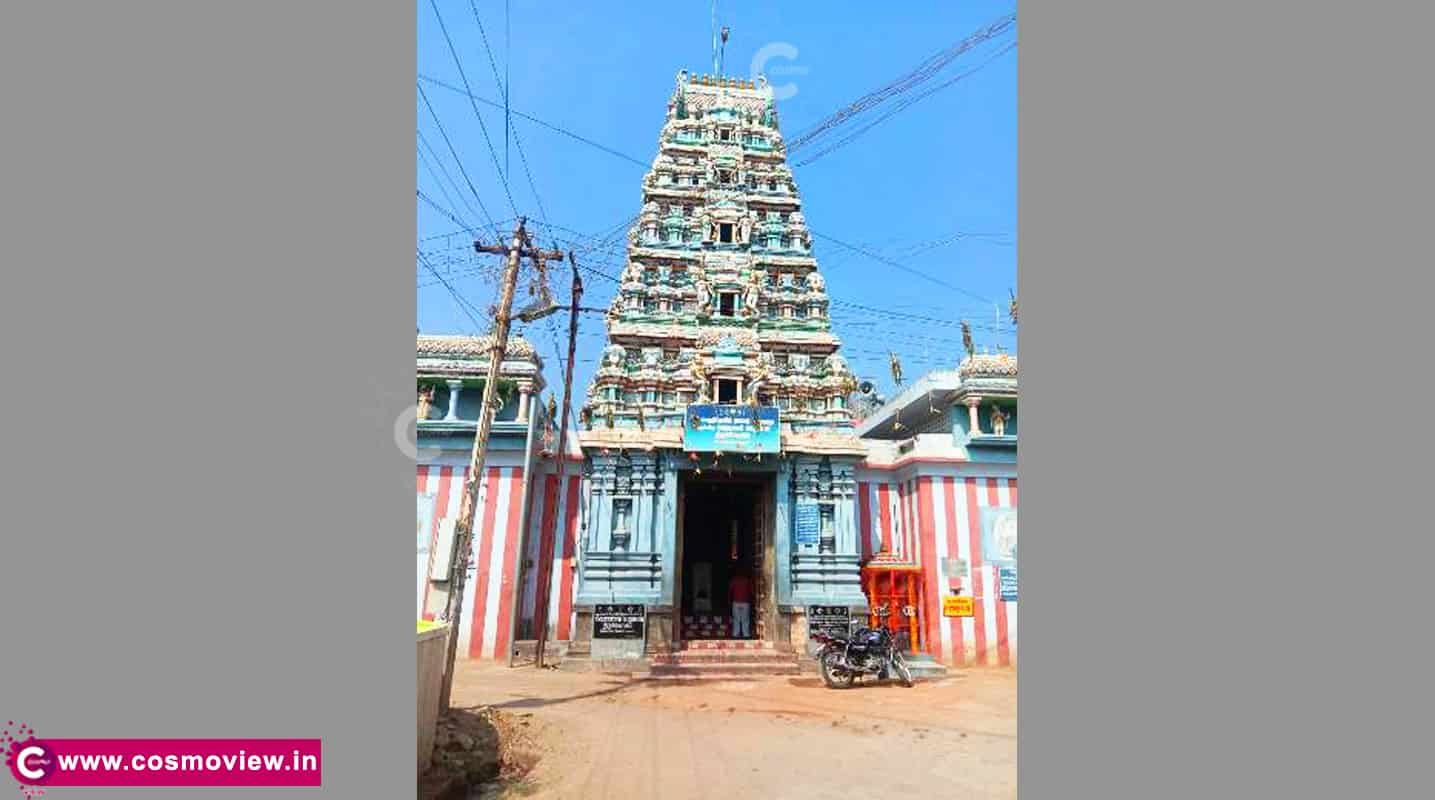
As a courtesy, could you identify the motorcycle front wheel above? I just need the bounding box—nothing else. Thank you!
[819,651,856,689]
[891,650,914,688]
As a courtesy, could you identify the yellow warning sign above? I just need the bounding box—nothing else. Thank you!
[942,595,975,617]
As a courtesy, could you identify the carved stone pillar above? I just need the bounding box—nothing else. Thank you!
[964,395,983,435]
[444,380,464,421]
[517,382,532,422]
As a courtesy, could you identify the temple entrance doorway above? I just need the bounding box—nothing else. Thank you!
[675,472,773,643]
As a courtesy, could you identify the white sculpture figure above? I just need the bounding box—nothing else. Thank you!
[992,511,1017,561]
[738,214,752,244]
[690,357,710,401]
[742,270,762,316]
[693,274,713,314]
[699,209,712,242]
[621,259,643,285]
[602,343,626,368]
[806,271,825,293]
[990,404,1008,437]
[747,358,771,404]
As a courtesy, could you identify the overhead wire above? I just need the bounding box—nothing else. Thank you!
[417,129,490,232]
[788,12,1016,153]
[418,250,489,332]
[418,82,500,235]
[796,41,1017,167]
[427,0,519,217]
[468,0,549,223]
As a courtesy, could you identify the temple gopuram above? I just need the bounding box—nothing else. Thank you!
[564,70,870,660]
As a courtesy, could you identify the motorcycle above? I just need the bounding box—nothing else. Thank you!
[811,608,914,689]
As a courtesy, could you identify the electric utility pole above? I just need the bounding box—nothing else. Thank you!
[438,216,562,711]
[533,252,582,669]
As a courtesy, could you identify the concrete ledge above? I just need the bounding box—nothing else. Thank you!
[417,623,451,772]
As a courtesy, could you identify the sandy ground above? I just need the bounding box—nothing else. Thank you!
[450,663,1016,800]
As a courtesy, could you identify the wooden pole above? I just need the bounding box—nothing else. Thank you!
[437,217,563,710]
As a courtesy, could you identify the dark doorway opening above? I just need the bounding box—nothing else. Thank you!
[679,475,768,640]
[716,377,739,404]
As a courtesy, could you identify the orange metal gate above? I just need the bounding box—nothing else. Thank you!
[861,564,923,653]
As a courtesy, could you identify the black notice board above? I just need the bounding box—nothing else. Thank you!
[592,604,645,639]
[807,605,852,640]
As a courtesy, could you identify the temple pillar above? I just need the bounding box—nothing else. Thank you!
[965,395,984,435]
[444,380,464,420]
[517,382,532,422]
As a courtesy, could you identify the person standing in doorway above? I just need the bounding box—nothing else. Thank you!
[728,572,753,639]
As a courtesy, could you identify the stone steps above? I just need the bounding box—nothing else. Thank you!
[678,639,773,650]
[648,640,801,679]
[651,650,795,665]
[647,661,801,679]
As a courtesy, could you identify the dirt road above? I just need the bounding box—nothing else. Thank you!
[450,663,1016,799]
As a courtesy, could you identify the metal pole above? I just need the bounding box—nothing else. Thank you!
[437,218,526,712]
[503,384,540,669]
[533,252,582,668]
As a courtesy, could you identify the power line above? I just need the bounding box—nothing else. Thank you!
[427,0,519,217]
[812,231,994,305]
[418,74,651,170]
[417,129,489,232]
[418,250,488,332]
[418,82,500,234]
[788,12,1017,153]
[796,41,1017,167]
[504,0,510,179]
[469,0,548,223]
[418,189,480,237]
[893,229,1015,255]
[417,144,474,233]
[830,299,1009,330]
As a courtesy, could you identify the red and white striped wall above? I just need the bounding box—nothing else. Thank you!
[515,470,583,644]
[856,467,1018,667]
[417,463,530,660]
[855,478,923,564]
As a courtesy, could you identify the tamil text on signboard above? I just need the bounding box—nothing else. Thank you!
[807,605,852,640]
[998,567,1017,602]
[682,404,780,453]
[592,604,645,639]
[942,595,975,617]
[794,502,820,545]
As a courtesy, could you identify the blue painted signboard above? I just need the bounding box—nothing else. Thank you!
[682,404,780,453]
[998,566,1018,602]
[794,502,820,545]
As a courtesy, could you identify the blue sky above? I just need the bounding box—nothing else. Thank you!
[417,0,1016,402]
